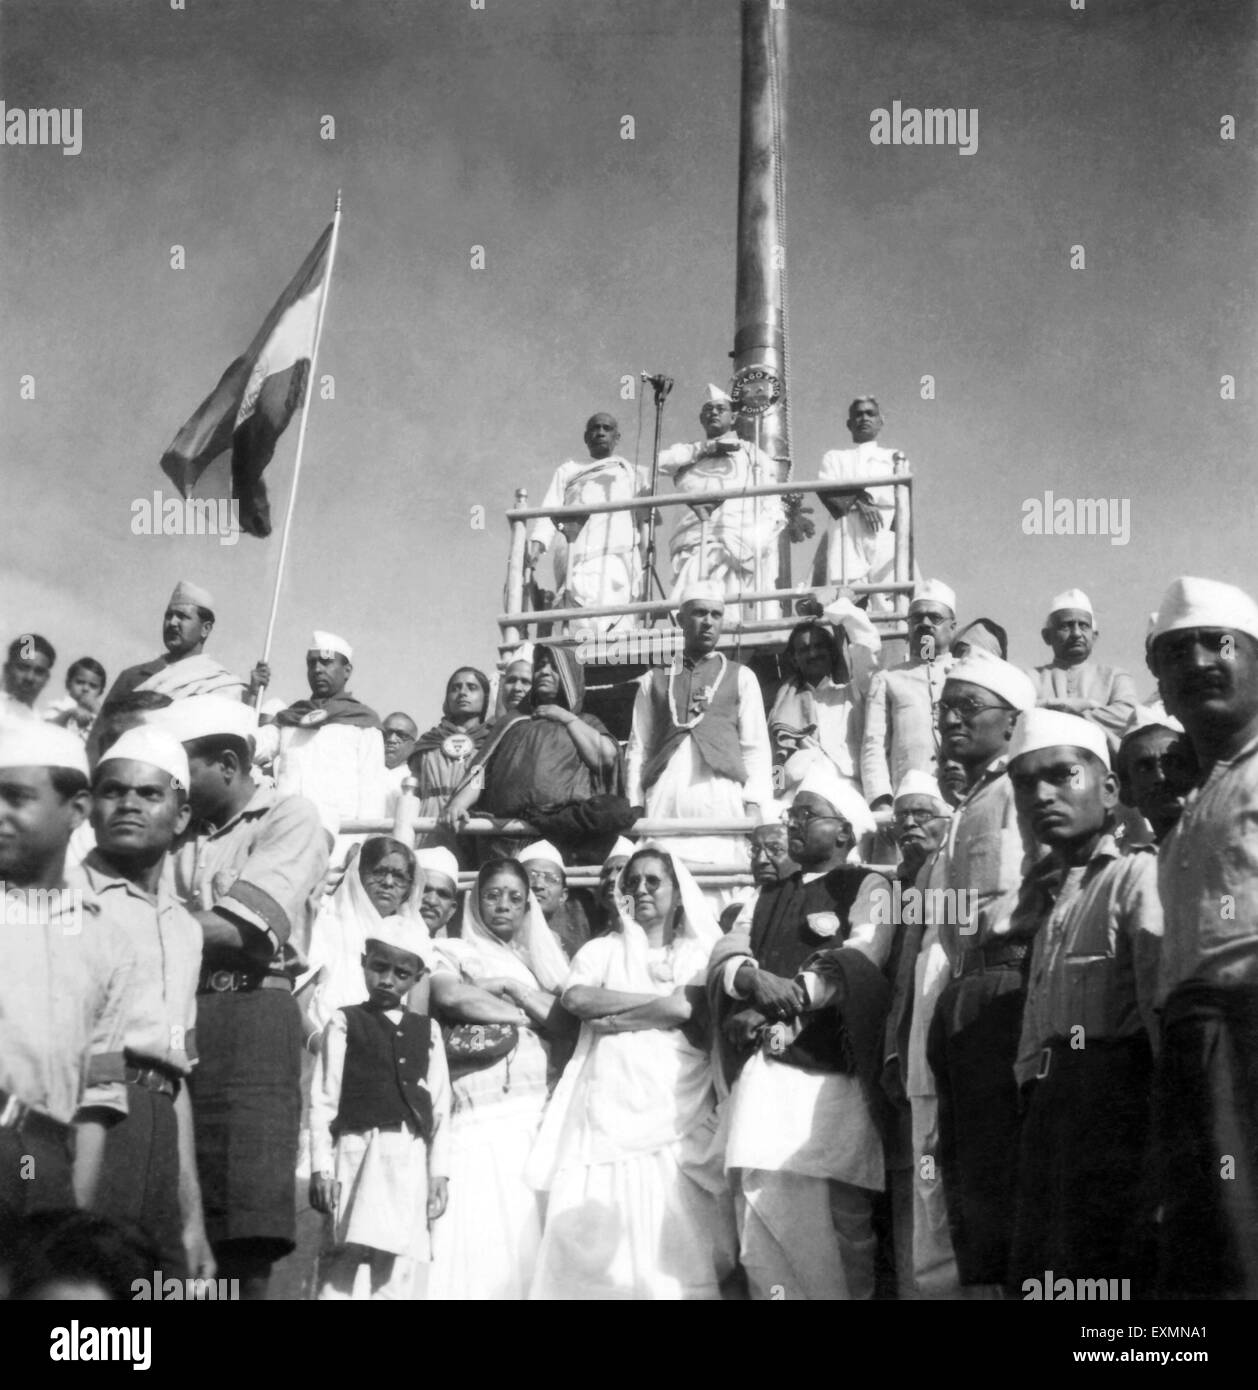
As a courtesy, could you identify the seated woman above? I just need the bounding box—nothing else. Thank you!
[301,835,431,1042]
[769,599,881,802]
[443,645,627,865]
[408,667,493,859]
[426,858,571,1301]
[526,845,736,1300]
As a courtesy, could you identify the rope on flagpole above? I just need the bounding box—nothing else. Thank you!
[255,190,344,708]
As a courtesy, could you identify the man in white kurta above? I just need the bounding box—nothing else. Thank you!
[253,631,388,846]
[527,413,648,633]
[625,584,773,900]
[658,384,783,614]
[713,763,891,1300]
[814,396,917,612]
[1027,588,1139,754]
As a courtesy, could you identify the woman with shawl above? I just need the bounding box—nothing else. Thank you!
[493,643,535,718]
[300,836,433,1042]
[426,858,572,1301]
[526,845,736,1300]
[408,667,493,855]
[442,645,628,865]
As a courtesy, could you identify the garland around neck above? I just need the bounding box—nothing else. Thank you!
[668,652,728,731]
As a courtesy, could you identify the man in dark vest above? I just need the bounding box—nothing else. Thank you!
[626,580,773,905]
[708,760,892,1299]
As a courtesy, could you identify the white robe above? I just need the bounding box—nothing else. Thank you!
[255,720,388,840]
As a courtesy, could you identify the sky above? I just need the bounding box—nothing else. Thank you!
[1,0,1254,722]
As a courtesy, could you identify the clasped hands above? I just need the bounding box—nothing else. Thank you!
[724,964,807,1049]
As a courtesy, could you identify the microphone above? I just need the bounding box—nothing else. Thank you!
[640,372,674,397]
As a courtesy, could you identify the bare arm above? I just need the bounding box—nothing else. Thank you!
[588,985,702,1034]
[430,972,528,1026]
[562,984,659,1019]
[534,706,618,772]
[175,1084,214,1277]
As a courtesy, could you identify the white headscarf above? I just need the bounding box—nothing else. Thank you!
[607,842,721,993]
[304,839,432,1033]
[438,862,568,992]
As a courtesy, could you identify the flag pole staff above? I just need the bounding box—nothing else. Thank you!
[254,190,343,709]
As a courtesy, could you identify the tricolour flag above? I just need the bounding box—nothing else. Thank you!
[159,222,333,538]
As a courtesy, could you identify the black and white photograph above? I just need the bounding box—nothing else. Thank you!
[0,0,1253,1342]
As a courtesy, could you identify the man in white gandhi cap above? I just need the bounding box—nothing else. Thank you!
[525,412,652,633]
[1027,588,1137,752]
[1146,576,1258,1298]
[101,580,249,711]
[626,580,773,905]
[657,383,784,614]
[253,631,389,849]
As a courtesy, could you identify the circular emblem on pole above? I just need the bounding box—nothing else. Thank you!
[731,365,783,418]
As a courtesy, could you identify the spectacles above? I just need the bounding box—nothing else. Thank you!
[937,697,1008,722]
[785,809,848,828]
[527,870,564,887]
[892,808,945,825]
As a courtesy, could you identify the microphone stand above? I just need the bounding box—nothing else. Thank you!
[640,372,673,604]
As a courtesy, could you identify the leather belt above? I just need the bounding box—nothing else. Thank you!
[0,1087,71,1141]
[198,968,293,995]
[124,1064,180,1098]
[953,939,1033,979]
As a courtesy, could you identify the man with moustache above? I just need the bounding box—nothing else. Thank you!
[1115,716,1197,845]
[526,412,649,632]
[924,651,1039,1296]
[79,726,213,1282]
[1147,576,1258,1298]
[709,761,889,1300]
[100,581,248,714]
[415,846,460,939]
[1028,589,1138,752]
[861,580,958,809]
[1005,711,1162,1294]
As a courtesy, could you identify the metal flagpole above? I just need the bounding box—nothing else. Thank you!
[255,190,344,709]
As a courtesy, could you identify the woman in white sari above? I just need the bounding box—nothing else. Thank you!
[526,845,736,1300]
[427,857,571,1301]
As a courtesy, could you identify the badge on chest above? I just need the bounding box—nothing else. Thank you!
[806,910,842,940]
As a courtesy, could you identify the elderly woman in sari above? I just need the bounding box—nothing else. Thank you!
[443,645,627,865]
[301,836,431,1043]
[408,667,493,855]
[526,845,736,1300]
[494,645,535,718]
[426,858,571,1301]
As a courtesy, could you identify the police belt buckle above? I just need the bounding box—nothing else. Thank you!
[1035,1047,1053,1082]
[0,1090,30,1130]
[207,969,238,993]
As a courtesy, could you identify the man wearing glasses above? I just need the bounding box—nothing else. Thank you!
[710,760,892,1300]
[923,651,1039,1297]
[520,838,593,960]
[861,580,958,810]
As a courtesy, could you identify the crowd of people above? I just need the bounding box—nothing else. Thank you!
[1,400,1255,1303]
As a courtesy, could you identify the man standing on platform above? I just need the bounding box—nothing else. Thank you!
[1148,576,1258,1299]
[101,581,249,711]
[658,385,783,612]
[253,631,388,845]
[381,711,419,815]
[626,582,774,902]
[861,580,958,810]
[526,413,649,633]
[813,396,916,612]
[1028,589,1138,752]
[158,695,329,1299]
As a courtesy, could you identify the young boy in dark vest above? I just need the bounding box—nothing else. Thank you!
[309,918,450,1299]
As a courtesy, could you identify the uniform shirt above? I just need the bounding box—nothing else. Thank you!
[1029,660,1139,750]
[1013,836,1163,1086]
[1157,725,1258,998]
[309,1005,451,1179]
[171,782,330,975]
[77,852,201,1076]
[860,657,954,804]
[936,758,1035,967]
[255,721,388,840]
[0,879,133,1123]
